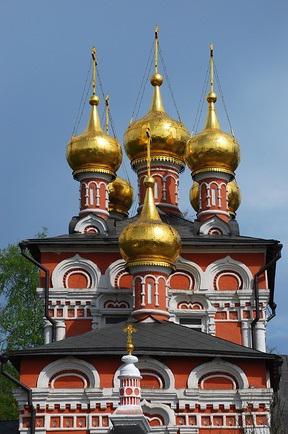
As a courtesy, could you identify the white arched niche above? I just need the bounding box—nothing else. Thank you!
[187,358,249,390]
[37,357,100,389]
[203,256,253,290]
[51,254,101,289]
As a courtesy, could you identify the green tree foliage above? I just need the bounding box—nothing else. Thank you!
[0,244,44,350]
[0,231,46,420]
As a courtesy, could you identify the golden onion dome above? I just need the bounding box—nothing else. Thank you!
[227,179,241,214]
[185,45,240,176]
[108,176,133,216]
[66,95,122,177]
[119,176,181,268]
[185,91,240,175]
[124,28,190,168]
[124,75,190,166]
[189,181,200,212]
[189,179,241,214]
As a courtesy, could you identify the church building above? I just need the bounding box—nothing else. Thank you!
[6,30,282,434]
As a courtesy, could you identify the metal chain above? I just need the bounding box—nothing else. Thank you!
[72,62,92,136]
[193,65,209,133]
[96,67,117,138]
[130,42,154,122]
[214,63,234,136]
[96,63,132,183]
[158,45,182,123]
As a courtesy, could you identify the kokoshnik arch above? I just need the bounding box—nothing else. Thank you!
[3,28,282,434]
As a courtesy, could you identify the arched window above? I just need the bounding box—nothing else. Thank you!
[52,255,100,289]
[50,370,89,389]
[199,373,237,390]
[140,370,164,389]
[215,271,243,291]
[37,357,100,389]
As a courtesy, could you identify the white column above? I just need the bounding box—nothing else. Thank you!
[255,321,266,352]
[43,318,52,344]
[55,319,66,341]
[241,321,251,348]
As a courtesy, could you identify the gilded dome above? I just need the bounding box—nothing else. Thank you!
[108,176,133,216]
[185,92,240,175]
[119,176,181,268]
[227,179,241,214]
[66,95,122,177]
[124,74,190,167]
[189,179,241,214]
[189,181,200,212]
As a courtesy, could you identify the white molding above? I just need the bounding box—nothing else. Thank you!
[203,256,253,290]
[74,214,107,234]
[105,259,127,289]
[171,257,203,291]
[142,399,176,426]
[37,357,100,388]
[187,359,249,389]
[198,216,231,236]
[51,254,101,289]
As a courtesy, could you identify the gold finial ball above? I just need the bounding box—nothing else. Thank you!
[150,73,163,87]
[127,343,134,354]
[207,91,217,103]
[108,177,133,216]
[89,95,99,106]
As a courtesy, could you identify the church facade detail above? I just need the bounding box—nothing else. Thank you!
[7,31,282,434]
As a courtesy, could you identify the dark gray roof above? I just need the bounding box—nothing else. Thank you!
[20,213,280,253]
[9,320,278,361]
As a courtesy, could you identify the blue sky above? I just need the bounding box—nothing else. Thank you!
[0,0,287,352]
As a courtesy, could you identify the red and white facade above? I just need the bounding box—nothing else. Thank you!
[7,44,282,434]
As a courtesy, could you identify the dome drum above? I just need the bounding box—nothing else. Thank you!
[108,177,133,217]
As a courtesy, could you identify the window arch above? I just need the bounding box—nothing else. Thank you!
[50,371,89,389]
[74,214,107,234]
[37,357,100,389]
[204,256,253,290]
[215,271,243,291]
[52,255,101,289]
[188,359,249,389]
[171,257,203,291]
[199,373,238,390]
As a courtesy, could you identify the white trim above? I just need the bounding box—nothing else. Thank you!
[204,256,253,290]
[52,254,101,289]
[199,373,237,390]
[198,216,231,236]
[215,271,243,290]
[37,357,100,388]
[51,372,88,389]
[74,214,107,234]
[187,359,249,389]
[105,259,127,289]
[171,257,203,291]
[142,399,176,426]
